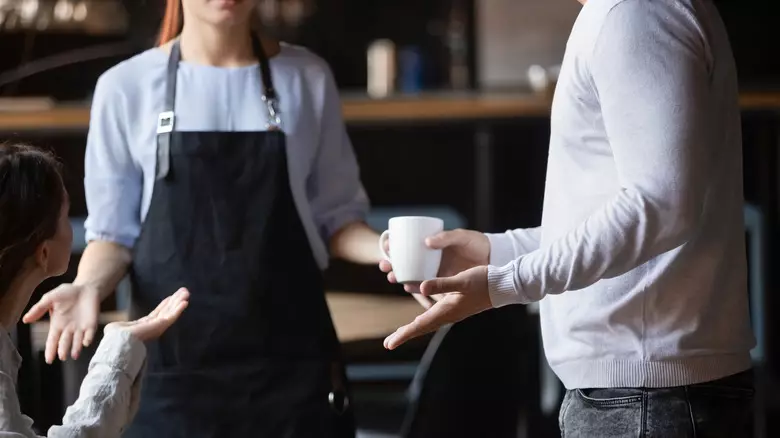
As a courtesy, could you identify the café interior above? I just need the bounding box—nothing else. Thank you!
[0,0,779,437]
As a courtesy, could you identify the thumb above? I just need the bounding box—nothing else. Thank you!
[419,273,464,296]
[23,294,53,324]
[425,230,465,250]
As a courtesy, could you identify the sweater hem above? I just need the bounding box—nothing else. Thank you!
[552,354,753,389]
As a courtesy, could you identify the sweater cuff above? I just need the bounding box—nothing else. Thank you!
[91,329,147,379]
[485,233,516,267]
[488,261,530,307]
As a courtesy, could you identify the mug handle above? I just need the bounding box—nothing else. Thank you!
[379,230,391,261]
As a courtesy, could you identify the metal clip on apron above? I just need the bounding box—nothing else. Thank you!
[125,36,355,438]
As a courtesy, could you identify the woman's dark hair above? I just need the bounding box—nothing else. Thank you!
[0,143,65,295]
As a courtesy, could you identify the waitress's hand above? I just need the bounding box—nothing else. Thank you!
[23,283,101,364]
[105,288,189,342]
[379,229,490,293]
[384,266,492,350]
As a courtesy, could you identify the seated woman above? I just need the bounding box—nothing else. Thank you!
[0,142,188,437]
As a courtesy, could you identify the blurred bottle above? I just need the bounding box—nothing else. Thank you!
[446,0,469,90]
[399,45,423,94]
[367,39,396,98]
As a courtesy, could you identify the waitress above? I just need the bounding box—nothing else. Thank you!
[24,0,385,436]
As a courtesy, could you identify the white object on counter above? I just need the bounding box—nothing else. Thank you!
[367,39,396,99]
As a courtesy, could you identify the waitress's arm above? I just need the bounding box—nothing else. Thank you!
[79,70,143,300]
[73,241,132,301]
[329,221,382,265]
[308,63,380,265]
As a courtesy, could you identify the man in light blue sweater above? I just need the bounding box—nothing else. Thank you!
[381,0,756,435]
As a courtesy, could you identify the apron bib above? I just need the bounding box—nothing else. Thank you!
[123,37,354,438]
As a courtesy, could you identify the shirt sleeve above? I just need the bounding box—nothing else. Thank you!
[485,227,543,267]
[47,329,147,438]
[306,63,370,242]
[487,0,713,307]
[83,72,144,249]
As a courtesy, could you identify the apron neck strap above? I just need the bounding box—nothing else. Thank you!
[252,35,276,102]
[164,34,279,116]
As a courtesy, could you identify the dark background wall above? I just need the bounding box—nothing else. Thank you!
[0,0,777,98]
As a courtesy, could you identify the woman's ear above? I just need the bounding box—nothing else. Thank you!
[34,241,50,274]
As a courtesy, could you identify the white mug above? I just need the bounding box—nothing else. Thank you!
[378,216,444,284]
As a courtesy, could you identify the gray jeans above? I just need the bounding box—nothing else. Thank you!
[558,370,755,437]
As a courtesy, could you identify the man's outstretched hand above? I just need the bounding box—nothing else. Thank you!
[383,266,493,350]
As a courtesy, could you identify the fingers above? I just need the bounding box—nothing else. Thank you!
[403,283,421,293]
[384,302,449,350]
[155,288,190,321]
[148,296,172,319]
[165,288,190,316]
[71,330,84,360]
[45,326,63,365]
[411,294,433,310]
[23,294,53,324]
[82,327,96,349]
[419,274,464,296]
[378,259,393,273]
[425,230,465,250]
[136,294,189,341]
[164,299,188,321]
[58,329,73,362]
[379,260,400,285]
[146,288,188,319]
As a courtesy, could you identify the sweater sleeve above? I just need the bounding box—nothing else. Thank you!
[487,0,713,307]
[485,227,542,267]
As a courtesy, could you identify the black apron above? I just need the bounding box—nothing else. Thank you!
[123,37,355,438]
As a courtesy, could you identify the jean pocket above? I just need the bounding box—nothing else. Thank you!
[559,391,574,434]
[575,388,644,407]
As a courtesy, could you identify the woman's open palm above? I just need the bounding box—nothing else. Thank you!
[106,288,189,342]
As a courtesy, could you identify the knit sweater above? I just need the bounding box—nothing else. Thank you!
[486,0,755,389]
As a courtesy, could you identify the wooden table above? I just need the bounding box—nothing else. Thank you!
[29,291,424,350]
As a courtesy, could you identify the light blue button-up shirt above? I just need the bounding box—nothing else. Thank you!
[84,43,369,269]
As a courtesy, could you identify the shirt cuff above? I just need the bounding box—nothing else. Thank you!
[485,232,517,266]
[84,230,136,249]
[91,329,147,379]
[487,261,532,307]
[319,208,369,241]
